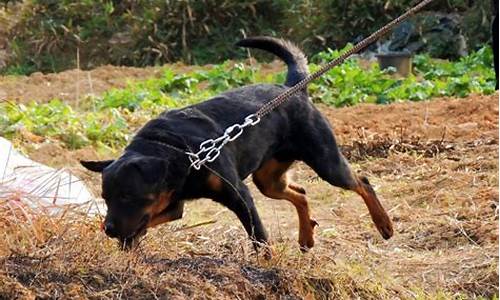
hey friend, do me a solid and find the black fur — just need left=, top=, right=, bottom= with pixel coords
left=82, top=37, right=360, bottom=249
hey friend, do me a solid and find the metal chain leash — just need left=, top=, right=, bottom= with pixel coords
left=187, top=114, right=261, bottom=169
left=186, top=0, right=434, bottom=170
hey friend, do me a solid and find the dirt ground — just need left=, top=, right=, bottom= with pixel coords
left=0, top=66, right=498, bottom=299
left=0, top=65, right=166, bottom=103
left=0, top=60, right=285, bottom=104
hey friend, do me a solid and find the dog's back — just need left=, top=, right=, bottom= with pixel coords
left=167, top=37, right=312, bottom=124
left=139, top=37, right=313, bottom=145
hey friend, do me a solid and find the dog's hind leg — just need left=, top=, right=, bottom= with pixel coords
left=288, top=182, right=306, bottom=194
left=299, top=115, right=393, bottom=239
left=253, top=159, right=317, bottom=251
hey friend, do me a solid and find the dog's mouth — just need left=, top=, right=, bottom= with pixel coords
left=119, top=215, right=149, bottom=250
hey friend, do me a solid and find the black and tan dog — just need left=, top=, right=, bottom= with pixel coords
left=82, top=37, right=393, bottom=252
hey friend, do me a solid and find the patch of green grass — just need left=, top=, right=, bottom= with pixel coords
left=0, top=63, right=37, bottom=76
left=0, top=99, right=130, bottom=150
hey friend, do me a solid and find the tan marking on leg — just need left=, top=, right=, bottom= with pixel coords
left=253, top=159, right=317, bottom=251
left=281, top=187, right=317, bottom=250
left=289, top=182, right=306, bottom=194
left=206, top=173, right=223, bottom=192
left=353, top=176, right=393, bottom=239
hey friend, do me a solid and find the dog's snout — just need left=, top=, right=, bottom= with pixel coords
left=104, top=221, right=118, bottom=238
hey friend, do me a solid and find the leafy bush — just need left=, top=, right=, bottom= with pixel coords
left=6, top=0, right=281, bottom=72
left=3, top=0, right=492, bottom=74
left=309, top=44, right=495, bottom=106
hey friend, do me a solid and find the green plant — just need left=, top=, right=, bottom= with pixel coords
left=309, top=44, right=495, bottom=106
left=201, top=62, right=257, bottom=91
left=0, top=46, right=495, bottom=150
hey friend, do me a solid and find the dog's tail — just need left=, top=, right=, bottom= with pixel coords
left=235, top=36, right=308, bottom=87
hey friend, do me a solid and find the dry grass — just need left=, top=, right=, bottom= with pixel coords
left=0, top=94, right=498, bottom=299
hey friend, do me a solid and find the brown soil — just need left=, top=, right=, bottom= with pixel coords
left=0, top=66, right=498, bottom=299
left=0, top=65, right=161, bottom=103
left=0, top=63, right=194, bottom=103
left=322, top=94, right=498, bottom=144
left=0, top=60, right=285, bottom=104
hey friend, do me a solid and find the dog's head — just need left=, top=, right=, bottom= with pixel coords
left=81, top=154, right=187, bottom=248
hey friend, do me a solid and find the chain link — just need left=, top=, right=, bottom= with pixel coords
left=187, top=113, right=261, bottom=170
left=186, top=0, right=433, bottom=170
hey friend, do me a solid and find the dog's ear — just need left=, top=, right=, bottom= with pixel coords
left=130, top=157, right=168, bottom=184
left=80, top=160, right=115, bottom=173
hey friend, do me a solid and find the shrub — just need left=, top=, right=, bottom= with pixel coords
left=3, top=0, right=493, bottom=74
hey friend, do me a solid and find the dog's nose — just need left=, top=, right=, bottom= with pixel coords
left=104, top=221, right=118, bottom=238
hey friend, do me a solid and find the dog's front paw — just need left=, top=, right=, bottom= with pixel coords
left=299, top=239, right=315, bottom=252
left=298, top=219, right=318, bottom=252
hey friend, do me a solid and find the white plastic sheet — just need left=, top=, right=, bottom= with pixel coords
left=0, top=137, right=104, bottom=215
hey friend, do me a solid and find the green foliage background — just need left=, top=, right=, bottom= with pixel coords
left=3, top=0, right=493, bottom=74
left=0, top=45, right=495, bottom=150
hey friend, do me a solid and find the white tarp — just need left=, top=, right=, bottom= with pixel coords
left=0, top=137, right=104, bottom=215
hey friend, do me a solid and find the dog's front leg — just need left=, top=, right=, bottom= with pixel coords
left=213, top=179, right=271, bottom=256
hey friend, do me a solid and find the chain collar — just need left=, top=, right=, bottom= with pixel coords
left=185, top=113, right=260, bottom=170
